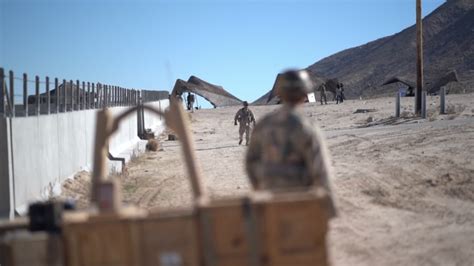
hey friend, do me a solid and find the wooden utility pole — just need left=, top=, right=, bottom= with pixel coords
left=415, top=0, right=423, bottom=115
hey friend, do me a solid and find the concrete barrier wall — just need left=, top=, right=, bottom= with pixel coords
left=143, top=100, right=169, bottom=132
left=0, top=99, right=168, bottom=217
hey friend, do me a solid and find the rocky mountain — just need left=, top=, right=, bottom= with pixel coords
left=306, top=0, right=474, bottom=98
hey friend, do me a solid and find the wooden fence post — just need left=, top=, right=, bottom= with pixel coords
left=46, top=76, right=50, bottom=114
left=123, top=88, right=126, bottom=106
left=111, top=85, right=114, bottom=107
left=119, top=87, right=122, bottom=106
left=35, top=75, right=40, bottom=115
left=100, top=84, right=103, bottom=108
left=23, top=73, right=28, bottom=117
left=91, top=83, right=96, bottom=109
left=97, top=84, right=100, bottom=108
left=75, top=80, right=80, bottom=111
left=99, top=84, right=103, bottom=108
left=103, top=85, right=106, bottom=108
left=0, top=68, right=4, bottom=116
left=86, top=82, right=90, bottom=109
left=110, top=85, right=113, bottom=107
left=61, top=79, right=67, bottom=112
left=116, top=86, right=119, bottom=106
left=82, top=81, right=86, bottom=110
left=121, top=87, right=124, bottom=106
left=104, top=85, right=108, bottom=108
left=55, top=78, right=59, bottom=113
left=126, top=89, right=129, bottom=106
left=68, top=80, right=73, bottom=112
left=9, top=71, right=15, bottom=117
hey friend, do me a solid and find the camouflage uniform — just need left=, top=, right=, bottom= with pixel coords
left=234, top=106, right=256, bottom=145
left=320, top=83, right=327, bottom=105
left=336, top=87, right=342, bottom=104
left=246, top=72, right=336, bottom=218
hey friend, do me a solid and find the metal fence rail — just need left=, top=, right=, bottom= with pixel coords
left=0, top=68, right=169, bottom=117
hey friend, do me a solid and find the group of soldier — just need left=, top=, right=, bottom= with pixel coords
left=233, top=70, right=337, bottom=218
left=319, top=82, right=345, bottom=105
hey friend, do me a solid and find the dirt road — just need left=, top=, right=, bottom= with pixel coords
left=63, top=93, right=474, bottom=265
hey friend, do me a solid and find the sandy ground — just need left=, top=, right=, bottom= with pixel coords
left=61, top=93, right=474, bottom=265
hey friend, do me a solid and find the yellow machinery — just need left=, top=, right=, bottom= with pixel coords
left=0, top=100, right=331, bottom=266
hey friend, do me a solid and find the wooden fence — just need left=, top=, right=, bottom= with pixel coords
left=0, top=68, right=169, bottom=117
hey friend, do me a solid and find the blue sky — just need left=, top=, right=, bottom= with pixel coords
left=1, top=0, right=445, bottom=107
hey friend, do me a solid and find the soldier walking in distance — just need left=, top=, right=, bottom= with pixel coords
left=246, top=69, right=336, bottom=218
left=234, top=101, right=256, bottom=145
left=336, top=84, right=343, bottom=104
left=320, top=83, right=328, bottom=105
left=186, top=92, right=195, bottom=111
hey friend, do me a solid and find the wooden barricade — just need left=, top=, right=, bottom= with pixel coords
left=62, top=210, right=144, bottom=266
left=0, top=231, right=63, bottom=266
left=135, top=209, right=200, bottom=266
left=199, top=190, right=329, bottom=266
left=62, top=208, right=201, bottom=266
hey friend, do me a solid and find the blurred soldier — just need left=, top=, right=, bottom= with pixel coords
left=234, top=101, right=256, bottom=145
left=186, top=92, right=195, bottom=111
left=320, top=83, right=328, bottom=105
left=336, top=84, right=343, bottom=104
left=246, top=69, right=336, bottom=218
left=340, top=83, right=345, bottom=101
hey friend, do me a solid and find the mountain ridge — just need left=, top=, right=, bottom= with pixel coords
left=306, top=0, right=474, bottom=98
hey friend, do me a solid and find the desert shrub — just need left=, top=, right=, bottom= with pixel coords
left=146, top=139, right=159, bottom=151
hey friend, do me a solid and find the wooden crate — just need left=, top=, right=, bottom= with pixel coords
left=135, top=208, right=200, bottom=266
left=0, top=231, right=63, bottom=266
left=198, top=191, right=330, bottom=266
left=256, top=191, right=329, bottom=266
left=62, top=210, right=143, bottom=266
left=199, top=197, right=264, bottom=266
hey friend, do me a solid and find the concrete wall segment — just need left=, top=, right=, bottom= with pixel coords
left=0, top=99, right=168, bottom=217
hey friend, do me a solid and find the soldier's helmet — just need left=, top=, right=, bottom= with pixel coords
left=277, top=70, right=313, bottom=102
left=243, top=101, right=249, bottom=107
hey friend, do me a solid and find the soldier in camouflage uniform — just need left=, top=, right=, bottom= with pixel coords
left=320, top=83, right=328, bottom=105
left=246, top=69, right=336, bottom=218
left=234, top=101, right=256, bottom=145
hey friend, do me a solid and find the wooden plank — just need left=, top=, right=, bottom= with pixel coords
left=261, top=198, right=328, bottom=266
left=64, top=217, right=138, bottom=266
left=0, top=231, right=64, bottom=266
left=137, top=212, right=200, bottom=266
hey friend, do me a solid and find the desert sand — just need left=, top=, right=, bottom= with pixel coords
left=62, top=93, right=474, bottom=265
